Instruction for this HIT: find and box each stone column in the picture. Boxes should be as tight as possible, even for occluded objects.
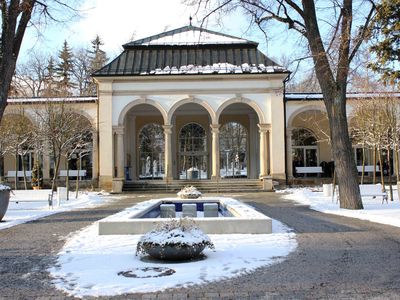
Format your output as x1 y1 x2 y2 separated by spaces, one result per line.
92 133 99 180
210 124 220 180
249 114 258 179
258 123 271 178
258 123 273 191
114 126 125 179
163 125 173 181
111 126 125 193
286 127 293 178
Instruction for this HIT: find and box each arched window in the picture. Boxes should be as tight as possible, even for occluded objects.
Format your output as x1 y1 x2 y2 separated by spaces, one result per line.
179 123 208 179
292 128 318 176
219 122 247 178
139 123 164 179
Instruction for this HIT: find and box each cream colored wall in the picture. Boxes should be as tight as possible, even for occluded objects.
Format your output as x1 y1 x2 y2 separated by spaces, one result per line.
95 73 288 189
97 82 114 190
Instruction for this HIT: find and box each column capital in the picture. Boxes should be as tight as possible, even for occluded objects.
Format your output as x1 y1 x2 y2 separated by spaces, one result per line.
258 123 271 133
210 124 220 133
162 124 173 135
113 126 124 135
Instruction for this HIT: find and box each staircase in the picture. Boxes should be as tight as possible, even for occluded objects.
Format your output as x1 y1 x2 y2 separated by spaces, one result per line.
123 179 264 193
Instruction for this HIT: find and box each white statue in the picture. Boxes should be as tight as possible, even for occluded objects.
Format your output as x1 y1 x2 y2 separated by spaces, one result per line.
145 156 151 176
153 159 158 176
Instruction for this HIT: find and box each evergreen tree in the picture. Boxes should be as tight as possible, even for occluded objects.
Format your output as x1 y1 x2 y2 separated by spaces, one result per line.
56 40 76 96
369 0 400 87
43 56 58 97
87 35 108 95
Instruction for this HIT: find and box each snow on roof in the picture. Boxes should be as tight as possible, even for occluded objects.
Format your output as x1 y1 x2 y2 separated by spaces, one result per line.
141 30 249 46
286 92 400 100
144 63 286 76
7 97 97 104
124 25 257 47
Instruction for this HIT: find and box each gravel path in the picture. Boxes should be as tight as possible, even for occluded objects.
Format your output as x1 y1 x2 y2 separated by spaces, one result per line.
1 192 400 299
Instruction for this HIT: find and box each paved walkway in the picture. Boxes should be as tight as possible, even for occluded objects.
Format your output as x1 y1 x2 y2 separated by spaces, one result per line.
1 192 400 299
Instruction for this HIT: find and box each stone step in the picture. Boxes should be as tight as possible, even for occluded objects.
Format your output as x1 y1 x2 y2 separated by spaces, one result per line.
123 179 263 192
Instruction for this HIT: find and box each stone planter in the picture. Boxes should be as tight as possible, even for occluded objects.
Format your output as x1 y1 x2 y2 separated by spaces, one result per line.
0 190 10 221
139 242 207 261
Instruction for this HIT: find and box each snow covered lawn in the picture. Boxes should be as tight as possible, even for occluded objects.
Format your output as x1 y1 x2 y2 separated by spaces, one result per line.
0 189 112 230
49 214 297 297
281 186 400 228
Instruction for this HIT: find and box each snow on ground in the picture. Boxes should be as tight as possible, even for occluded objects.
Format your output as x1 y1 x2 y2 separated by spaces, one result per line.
49 215 297 297
280 186 400 228
0 189 112 231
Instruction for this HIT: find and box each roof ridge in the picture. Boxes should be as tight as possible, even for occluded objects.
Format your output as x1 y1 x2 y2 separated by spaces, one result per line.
123 25 258 48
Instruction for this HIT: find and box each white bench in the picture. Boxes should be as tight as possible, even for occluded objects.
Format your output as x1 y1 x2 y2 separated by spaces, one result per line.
6 171 32 178
359 184 388 203
10 189 54 208
59 170 87 177
357 165 380 172
295 167 323 176
337 184 388 203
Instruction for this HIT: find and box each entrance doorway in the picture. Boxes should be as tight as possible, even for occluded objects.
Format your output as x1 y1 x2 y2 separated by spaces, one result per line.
179 123 208 180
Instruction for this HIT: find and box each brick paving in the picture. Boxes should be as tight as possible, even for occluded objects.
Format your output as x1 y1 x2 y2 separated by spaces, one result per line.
1 192 400 299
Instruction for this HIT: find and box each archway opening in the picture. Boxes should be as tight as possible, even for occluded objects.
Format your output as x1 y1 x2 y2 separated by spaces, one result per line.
138 123 165 179
219 122 248 178
218 102 260 179
292 128 319 177
179 123 208 180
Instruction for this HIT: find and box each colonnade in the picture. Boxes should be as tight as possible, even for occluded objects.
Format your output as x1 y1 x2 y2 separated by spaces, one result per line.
112 122 272 182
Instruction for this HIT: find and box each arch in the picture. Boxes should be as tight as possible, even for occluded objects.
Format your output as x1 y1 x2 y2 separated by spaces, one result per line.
291 127 318 146
72 109 96 126
216 97 265 124
219 121 248 178
138 123 165 179
287 105 326 127
3 111 35 125
118 98 168 126
167 98 216 124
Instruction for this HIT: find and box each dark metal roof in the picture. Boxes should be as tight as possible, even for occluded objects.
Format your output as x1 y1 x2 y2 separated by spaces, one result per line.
94 26 287 77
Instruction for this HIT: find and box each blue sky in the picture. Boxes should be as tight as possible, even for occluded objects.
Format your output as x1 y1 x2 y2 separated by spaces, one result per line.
20 0 301 68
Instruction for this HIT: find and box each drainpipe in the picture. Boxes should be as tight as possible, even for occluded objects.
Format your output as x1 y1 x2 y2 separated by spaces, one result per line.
283 73 291 186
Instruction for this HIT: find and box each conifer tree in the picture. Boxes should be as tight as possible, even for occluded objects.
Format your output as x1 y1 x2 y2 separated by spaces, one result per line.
369 0 400 87
87 35 108 95
43 56 58 97
56 40 76 96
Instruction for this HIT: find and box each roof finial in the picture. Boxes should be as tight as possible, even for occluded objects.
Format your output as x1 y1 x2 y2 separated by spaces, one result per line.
189 15 193 26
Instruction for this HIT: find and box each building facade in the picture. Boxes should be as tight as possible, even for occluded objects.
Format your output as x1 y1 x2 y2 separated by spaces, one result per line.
2 26 399 191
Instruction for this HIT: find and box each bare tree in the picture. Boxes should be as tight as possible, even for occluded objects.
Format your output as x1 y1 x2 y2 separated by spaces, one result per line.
13 51 49 97
34 101 83 195
0 1 78 123
188 0 377 209
1 108 34 190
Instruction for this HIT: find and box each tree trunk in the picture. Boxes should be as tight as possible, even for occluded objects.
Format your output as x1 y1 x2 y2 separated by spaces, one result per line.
378 149 385 191
395 145 399 182
66 160 69 201
14 150 18 190
51 154 62 193
373 147 377 184
325 94 363 209
21 154 27 190
75 158 81 199
387 146 393 201
361 146 365 184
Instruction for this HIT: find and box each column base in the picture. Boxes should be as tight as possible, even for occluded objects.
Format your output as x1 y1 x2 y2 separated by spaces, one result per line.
211 175 220 181
99 176 113 191
111 178 124 193
164 176 174 183
260 176 274 191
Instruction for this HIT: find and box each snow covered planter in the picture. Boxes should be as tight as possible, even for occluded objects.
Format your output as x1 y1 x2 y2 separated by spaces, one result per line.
0 184 11 221
177 186 202 199
136 218 214 261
